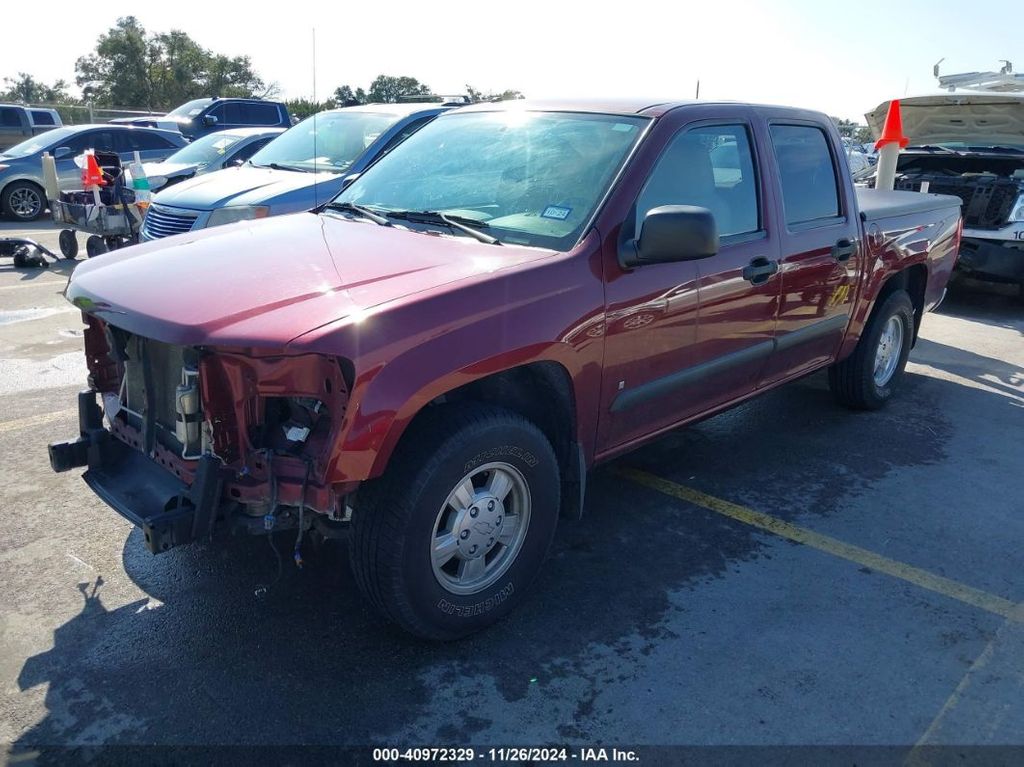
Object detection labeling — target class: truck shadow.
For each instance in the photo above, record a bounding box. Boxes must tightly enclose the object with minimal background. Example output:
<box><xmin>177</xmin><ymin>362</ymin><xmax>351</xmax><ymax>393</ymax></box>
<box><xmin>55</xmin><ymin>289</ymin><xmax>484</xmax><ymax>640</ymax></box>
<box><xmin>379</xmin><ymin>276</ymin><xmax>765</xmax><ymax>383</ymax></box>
<box><xmin>11</xmin><ymin>347</ymin><xmax>1020</xmax><ymax>749</ymax></box>
<box><xmin>937</xmin><ymin>278</ymin><xmax>1023</xmax><ymax>335</ymax></box>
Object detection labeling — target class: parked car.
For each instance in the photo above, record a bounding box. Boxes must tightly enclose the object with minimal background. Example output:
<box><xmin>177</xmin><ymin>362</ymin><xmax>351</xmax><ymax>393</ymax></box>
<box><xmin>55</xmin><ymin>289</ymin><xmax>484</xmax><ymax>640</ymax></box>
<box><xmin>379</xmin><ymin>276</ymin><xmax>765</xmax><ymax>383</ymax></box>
<box><xmin>0</xmin><ymin>125</ymin><xmax>186</xmax><ymax>221</ymax></box>
<box><xmin>0</xmin><ymin>104</ymin><xmax>62</xmax><ymax>151</ymax></box>
<box><xmin>142</xmin><ymin>127</ymin><xmax>285</xmax><ymax>192</ymax></box>
<box><xmin>112</xmin><ymin>98</ymin><xmax>291</xmax><ymax>140</ymax></box>
<box><xmin>49</xmin><ymin>99</ymin><xmax>961</xmax><ymax>640</ymax></box>
<box><xmin>140</xmin><ymin>102</ymin><xmax>452</xmax><ymax>240</ymax></box>
<box><xmin>865</xmin><ymin>92</ymin><xmax>1024</xmax><ymax>293</ymax></box>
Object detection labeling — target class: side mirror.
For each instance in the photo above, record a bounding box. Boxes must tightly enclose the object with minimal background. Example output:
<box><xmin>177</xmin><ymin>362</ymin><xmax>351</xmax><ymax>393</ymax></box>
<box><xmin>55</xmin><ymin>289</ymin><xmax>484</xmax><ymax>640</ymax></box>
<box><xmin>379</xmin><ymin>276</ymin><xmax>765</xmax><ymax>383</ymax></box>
<box><xmin>620</xmin><ymin>205</ymin><xmax>719</xmax><ymax>269</ymax></box>
<box><xmin>53</xmin><ymin>146</ymin><xmax>71</xmax><ymax>160</ymax></box>
<box><xmin>202</xmin><ymin>115</ymin><xmax>218</xmax><ymax>127</ymax></box>
<box><xmin>225</xmin><ymin>157</ymin><xmax>245</xmax><ymax>168</ymax></box>
<box><xmin>339</xmin><ymin>172</ymin><xmax>361</xmax><ymax>190</ymax></box>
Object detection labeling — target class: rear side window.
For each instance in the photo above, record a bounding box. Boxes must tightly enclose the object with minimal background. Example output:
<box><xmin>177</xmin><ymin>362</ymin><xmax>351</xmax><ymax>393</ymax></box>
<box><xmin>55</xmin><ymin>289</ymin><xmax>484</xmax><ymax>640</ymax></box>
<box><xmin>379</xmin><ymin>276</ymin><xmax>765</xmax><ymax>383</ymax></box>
<box><xmin>228</xmin><ymin>102</ymin><xmax>280</xmax><ymax>124</ymax></box>
<box><xmin>0</xmin><ymin>107</ymin><xmax>21</xmax><ymax>127</ymax></box>
<box><xmin>30</xmin><ymin>110</ymin><xmax>56</xmax><ymax>126</ymax></box>
<box><xmin>769</xmin><ymin>125</ymin><xmax>841</xmax><ymax>225</ymax></box>
<box><xmin>636</xmin><ymin>124</ymin><xmax>760</xmax><ymax>238</ymax></box>
<box><xmin>127</xmin><ymin>132</ymin><xmax>176</xmax><ymax>150</ymax></box>
<box><xmin>247</xmin><ymin>103</ymin><xmax>281</xmax><ymax>124</ymax></box>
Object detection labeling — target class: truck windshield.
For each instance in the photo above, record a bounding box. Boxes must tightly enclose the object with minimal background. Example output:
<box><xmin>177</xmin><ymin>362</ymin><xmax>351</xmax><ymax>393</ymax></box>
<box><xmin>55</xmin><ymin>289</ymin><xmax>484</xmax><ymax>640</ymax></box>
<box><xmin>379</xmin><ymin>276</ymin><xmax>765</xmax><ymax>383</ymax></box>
<box><xmin>0</xmin><ymin>127</ymin><xmax>77</xmax><ymax>158</ymax></box>
<box><xmin>165</xmin><ymin>131</ymin><xmax>247</xmax><ymax>165</ymax></box>
<box><xmin>249</xmin><ymin>111</ymin><xmax>400</xmax><ymax>174</ymax></box>
<box><xmin>330</xmin><ymin>110</ymin><xmax>648</xmax><ymax>249</ymax></box>
<box><xmin>167</xmin><ymin>99</ymin><xmax>214</xmax><ymax>119</ymax></box>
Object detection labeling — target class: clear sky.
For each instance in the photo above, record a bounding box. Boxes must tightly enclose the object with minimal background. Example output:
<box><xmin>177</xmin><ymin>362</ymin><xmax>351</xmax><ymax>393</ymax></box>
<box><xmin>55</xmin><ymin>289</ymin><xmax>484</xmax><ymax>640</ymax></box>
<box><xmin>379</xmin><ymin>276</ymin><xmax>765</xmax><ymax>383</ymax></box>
<box><xmin>0</xmin><ymin>0</ymin><xmax>1015</xmax><ymax>122</ymax></box>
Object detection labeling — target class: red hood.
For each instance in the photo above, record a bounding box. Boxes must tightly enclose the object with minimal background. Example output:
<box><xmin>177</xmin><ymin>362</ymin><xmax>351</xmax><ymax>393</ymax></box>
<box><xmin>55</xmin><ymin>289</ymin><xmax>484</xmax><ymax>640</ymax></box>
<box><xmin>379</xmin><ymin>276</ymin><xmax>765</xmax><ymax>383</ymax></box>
<box><xmin>66</xmin><ymin>212</ymin><xmax>553</xmax><ymax>347</ymax></box>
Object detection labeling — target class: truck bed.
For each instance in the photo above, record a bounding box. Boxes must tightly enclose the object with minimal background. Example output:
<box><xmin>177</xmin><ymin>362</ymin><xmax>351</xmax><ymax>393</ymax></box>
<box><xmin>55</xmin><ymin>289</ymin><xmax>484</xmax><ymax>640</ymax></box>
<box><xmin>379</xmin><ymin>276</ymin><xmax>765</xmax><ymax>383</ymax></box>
<box><xmin>856</xmin><ymin>188</ymin><xmax>962</xmax><ymax>224</ymax></box>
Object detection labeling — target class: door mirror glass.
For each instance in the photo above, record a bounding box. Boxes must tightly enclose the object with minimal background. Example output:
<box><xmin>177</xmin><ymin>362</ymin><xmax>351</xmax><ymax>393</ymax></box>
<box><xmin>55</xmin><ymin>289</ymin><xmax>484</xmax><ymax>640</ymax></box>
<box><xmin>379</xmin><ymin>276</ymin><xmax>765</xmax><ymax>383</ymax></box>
<box><xmin>53</xmin><ymin>146</ymin><xmax>71</xmax><ymax>160</ymax></box>
<box><xmin>621</xmin><ymin>205</ymin><xmax>719</xmax><ymax>268</ymax></box>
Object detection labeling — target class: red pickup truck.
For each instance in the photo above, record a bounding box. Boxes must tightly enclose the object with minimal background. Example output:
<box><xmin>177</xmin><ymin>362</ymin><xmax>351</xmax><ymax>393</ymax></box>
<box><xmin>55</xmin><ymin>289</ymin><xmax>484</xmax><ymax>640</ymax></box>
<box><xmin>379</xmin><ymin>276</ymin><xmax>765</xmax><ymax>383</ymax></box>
<box><xmin>50</xmin><ymin>99</ymin><xmax>961</xmax><ymax>639</ymax></box>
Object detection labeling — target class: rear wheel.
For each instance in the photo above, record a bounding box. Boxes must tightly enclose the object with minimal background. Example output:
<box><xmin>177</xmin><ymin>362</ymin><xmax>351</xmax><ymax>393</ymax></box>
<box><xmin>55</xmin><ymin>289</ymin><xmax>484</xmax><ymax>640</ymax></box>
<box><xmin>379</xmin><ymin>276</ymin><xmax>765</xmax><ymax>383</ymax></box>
<box><xmin>350</xmin><ymin>404</ymin><xmax>560</xmax><ymax>640</ymax></box>
<box><xmin>829</xmin><ymin>290</ymin><xmax>914</xmax><ymax>410</ymax></box>
<box><xmin>85</xmin><ymin>235</ymin><xmax>107</xmax><ymax>257</ymax></box>
<box><xmin>59</xmin><ymin>230</ymin><xmax>78</xmax><ymax>259</ymax></box>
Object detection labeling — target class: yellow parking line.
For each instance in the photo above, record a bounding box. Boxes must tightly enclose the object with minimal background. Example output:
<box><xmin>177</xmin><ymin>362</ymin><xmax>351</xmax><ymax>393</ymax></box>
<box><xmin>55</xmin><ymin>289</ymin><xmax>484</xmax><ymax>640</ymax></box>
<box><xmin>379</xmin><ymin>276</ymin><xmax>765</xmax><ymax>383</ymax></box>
<box><xmin>0</xmin><ymin>408</ymin><xmax>78</xmax><ymax>434</ymax></box>
<box><xmin>617</xmin><ymin>467</ymin><xmax>1023</xmax><ymax>623</ymax></box>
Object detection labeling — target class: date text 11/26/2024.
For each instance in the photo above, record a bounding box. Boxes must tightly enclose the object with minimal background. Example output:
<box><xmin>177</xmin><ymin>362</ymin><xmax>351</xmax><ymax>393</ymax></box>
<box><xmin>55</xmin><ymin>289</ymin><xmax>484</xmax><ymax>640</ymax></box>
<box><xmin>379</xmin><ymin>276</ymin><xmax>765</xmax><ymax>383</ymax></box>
<box><xmin>372</xmin><ymin>747</ymin><xmax>640</xmax><ymax>762</ymax></box>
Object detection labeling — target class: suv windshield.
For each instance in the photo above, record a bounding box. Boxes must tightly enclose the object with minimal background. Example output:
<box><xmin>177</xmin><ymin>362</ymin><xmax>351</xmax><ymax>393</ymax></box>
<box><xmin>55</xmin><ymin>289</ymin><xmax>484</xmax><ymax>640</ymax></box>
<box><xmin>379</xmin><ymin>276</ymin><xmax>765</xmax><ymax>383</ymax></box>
<box><xmin>249</xmin><ymin>111</ymin><xmax>400</xmax><ymax>174</ymax></box>
<box><xmin>167</xmin><ymin>99</ymin><xmax>214</xmax><ymax>119</ymax></box>
<box><xmin>0</xmin><ymin>127</ymin><xmax>76</xmax><ymax>158</ymax></box>
<box><xmin>330</xmin><ymin>110</ymin><xmax>647</xmax><ymax>249</ymax></box>
<box><xmin>166</xmin><ymin>131</ymin><xmax>247</xmax><ymax>165</ymax></box>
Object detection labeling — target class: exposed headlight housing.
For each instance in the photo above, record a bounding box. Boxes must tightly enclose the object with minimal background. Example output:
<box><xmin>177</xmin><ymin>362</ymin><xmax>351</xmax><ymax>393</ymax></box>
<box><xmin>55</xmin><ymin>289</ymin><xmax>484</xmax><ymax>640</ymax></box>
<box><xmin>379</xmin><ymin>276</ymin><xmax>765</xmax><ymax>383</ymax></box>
<box><xmin>1009</xmin><ymin>193</ymin><xmax>1024</xmax><ymax>223</ymax></box>
<box><xmin>206</xmin><ymin>205</ymin><xmax>270</xmax><ymax>228</ymax></box>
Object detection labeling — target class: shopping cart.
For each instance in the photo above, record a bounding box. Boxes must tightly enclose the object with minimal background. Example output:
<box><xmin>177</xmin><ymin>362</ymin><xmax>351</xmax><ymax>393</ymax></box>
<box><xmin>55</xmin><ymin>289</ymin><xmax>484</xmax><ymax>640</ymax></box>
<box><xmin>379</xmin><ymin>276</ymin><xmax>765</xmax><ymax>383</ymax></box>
<box><xmin>50</xmin><ymin>150</ymin><xmax>143</xmax><ymax>259</ymax></box>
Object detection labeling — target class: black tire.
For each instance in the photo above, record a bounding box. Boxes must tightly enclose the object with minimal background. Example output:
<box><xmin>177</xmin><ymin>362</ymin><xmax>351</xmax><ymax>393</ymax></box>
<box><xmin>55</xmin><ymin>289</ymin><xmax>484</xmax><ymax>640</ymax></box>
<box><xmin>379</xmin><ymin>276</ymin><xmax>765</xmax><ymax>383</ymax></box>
<box><xmin>59</xmin><ymin>230</ymin><xmax>78</xmax><ymax>259</ymax></box>
<box><xmin>350</xmin><ymin>404</ymin><xmax>560</xmax><ymax>640</ymax></box>
<box><xmin>829</xmin><ymin>290</ymin><xmax>914</xmax><ymax>410</ymax></box>
<box><xmin>1</xmin><ymin>181</ymin><xmax>46</xmax><ymax>221</ymax></box>
<box><xmin>85</xmin><ymin>236</ymin><xmax>107</xmax><ymax>258</ymax></box>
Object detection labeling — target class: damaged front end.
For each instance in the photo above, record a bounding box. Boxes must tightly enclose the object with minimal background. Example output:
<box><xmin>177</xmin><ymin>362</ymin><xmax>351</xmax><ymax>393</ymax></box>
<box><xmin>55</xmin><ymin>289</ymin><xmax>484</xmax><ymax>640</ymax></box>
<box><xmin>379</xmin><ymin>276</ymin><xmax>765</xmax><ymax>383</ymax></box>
<box><xmin>888</xmin><ymin>153</ymin><xmax>1024</xmax><ymax>283</ymax></box>
<box><xmin>49</xmin><ymin>314</ymin><xmax>353</xmax><ymax>554</ymax></box>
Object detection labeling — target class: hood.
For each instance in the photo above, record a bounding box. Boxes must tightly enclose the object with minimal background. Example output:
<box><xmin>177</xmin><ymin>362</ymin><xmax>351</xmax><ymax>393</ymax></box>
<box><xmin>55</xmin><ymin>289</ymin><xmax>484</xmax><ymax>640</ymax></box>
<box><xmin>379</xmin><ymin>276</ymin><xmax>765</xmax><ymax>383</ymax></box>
<box><xmin>867</xmin><ymin>92</ymin><xmax>1024</xmax><ymax>148</ymax></box>
<box><xmin>143</xmin><ymin>161</ymin><xmax>199</xmax><ymax>181</ymax></box>
<box><xmin>66</xmin><ymin>212</ymin><xmax>552</xmax><ymax>348</ymax></box>
<box><xmin>149</xmin><ymin>165</ymin><xmax>347</xmax><ymax>211</ymax></box>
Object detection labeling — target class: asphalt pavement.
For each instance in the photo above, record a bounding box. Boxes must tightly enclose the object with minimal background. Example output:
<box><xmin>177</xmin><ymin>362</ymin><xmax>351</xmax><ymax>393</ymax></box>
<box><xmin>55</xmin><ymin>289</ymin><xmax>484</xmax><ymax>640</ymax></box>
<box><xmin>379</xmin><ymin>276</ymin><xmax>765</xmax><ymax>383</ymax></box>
<box><xmin>0</xmin><ymin>220</ymin><xmax>1021</xmax><ymax>763</ymax></box>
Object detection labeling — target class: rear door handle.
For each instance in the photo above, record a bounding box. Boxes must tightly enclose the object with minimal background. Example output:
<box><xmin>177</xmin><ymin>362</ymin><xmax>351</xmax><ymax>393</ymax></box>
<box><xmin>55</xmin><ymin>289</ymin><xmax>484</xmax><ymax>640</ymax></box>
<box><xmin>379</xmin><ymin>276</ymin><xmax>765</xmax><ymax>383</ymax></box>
<box><xmin>742</xmin><ymin>256</ymin><xmax>779</xmax><ymax>285</ymax></box>
<box><xmin>832</xmin><ymin>238</ymin><xmax>856</xmax><ymax>262</ymax></box>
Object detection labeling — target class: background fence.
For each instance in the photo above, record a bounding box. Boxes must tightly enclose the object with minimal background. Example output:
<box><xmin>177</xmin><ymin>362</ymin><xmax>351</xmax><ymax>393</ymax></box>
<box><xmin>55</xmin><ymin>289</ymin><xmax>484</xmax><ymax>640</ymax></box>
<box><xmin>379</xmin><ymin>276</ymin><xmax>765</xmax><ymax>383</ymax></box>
<box><xmin>21</xmin><ymin>102</ymin><xmax>164</xmax><ymax>125</ymax></box>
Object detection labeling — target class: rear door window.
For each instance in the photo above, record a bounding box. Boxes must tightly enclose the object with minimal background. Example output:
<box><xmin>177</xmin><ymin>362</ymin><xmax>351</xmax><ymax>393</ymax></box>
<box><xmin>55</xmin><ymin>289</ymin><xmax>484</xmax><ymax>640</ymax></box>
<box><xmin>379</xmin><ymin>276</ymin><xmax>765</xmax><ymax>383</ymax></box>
<box><xmin>30</xmin><ymin>110</ymin><xmax>56</xmax><ymax>126</ymax></box>
<box><xmin>769</xmin><ymin>124</ymin><xmax>841</xmax><ymax>226</ymax></box>
<box><xmin>244</xmin><ymin>103</ymin><xmax>281</xmax><ymax>124</ymax></box>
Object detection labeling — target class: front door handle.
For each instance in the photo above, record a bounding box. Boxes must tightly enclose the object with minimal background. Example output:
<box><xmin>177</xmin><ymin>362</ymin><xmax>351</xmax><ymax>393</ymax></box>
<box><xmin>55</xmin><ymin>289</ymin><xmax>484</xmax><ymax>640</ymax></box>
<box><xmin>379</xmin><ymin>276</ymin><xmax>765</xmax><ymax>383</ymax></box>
<box><xmin>742</xmin><ymin>256</ymin><xmax>779</xmax><ymax>285</ymax></box>
<box><xmin>832</xmin><ymin>238</ymin><xmax>857</xmax><ymax>262</ymax></box>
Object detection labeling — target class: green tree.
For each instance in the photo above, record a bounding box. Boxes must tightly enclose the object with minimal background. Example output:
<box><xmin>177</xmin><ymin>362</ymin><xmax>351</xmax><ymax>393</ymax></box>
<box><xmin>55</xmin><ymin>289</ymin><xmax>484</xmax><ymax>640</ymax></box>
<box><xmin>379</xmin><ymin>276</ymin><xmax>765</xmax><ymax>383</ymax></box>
<box><xmin>466</xmin><ymin>84</ymin><xmax>524</xmax><ymax>103</ymax></box>
<box><xmin>831</xmin><ymin>117</ymin><xmax>859</xmax><ymax>139</ymax></box>
<box><xmin>365</xmin><ymin>75</ymin><xmax>431</xmax><ymax>103</ymax></box>
<box><xmin>285</xmin><ymin>98</ymin><xmax>336</xmax><ymax>121</ymax></box>
<box><xmin>333</xmin><ymin>84</ymin><xmax>367</xmax><ymax>105</ymax></box>
<box><xmin>74</xmin><ymin>16</ymin><xmax>274</xmax><ymax>110</ymax></box>
<box><xmin>854</xmin><ymin>125</ymin><xmax>874</xmax><ymax>144</ymax></box>
<box><xmin>0</xmin><ymin>73</ymin><xmax>74</xmax><ymax>103</ymax></box>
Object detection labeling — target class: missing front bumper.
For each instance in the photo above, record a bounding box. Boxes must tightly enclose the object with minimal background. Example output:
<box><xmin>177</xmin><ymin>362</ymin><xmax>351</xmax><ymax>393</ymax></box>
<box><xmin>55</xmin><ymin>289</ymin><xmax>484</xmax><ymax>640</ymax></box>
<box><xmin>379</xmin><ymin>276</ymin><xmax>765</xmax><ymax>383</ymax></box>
<box><xmin>48</xmin><ymin>390</ymin><xmax>223</xmax><ymax>554</ymax></box>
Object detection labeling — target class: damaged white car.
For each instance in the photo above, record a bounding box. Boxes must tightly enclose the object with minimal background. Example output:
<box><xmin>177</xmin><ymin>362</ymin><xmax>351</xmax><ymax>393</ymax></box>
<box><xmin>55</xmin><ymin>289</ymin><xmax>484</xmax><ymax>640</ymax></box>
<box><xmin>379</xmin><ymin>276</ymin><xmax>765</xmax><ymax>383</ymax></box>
<box><xmin>864</xmin><ymin>91</ymin><xmax>1024</xmax><ymax>294</ymax></box>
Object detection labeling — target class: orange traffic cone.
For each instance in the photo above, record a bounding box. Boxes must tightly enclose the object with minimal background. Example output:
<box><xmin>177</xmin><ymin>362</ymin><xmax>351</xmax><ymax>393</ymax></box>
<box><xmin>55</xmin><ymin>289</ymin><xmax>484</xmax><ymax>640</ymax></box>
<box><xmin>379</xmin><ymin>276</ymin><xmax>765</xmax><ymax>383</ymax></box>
<box><xmin>874</xmin><ymin>99</ymin><xmax>909</xmax><ymax>151</ymax></box>
<box><xmin>874</xmin><ymin>99</ymin><xmax>908</xmax><ymax>191</ymax></box>
<box><xmin>81</xmin><ymin>150</ymin><xmax>107</xmax><ymax>189</ymax></box>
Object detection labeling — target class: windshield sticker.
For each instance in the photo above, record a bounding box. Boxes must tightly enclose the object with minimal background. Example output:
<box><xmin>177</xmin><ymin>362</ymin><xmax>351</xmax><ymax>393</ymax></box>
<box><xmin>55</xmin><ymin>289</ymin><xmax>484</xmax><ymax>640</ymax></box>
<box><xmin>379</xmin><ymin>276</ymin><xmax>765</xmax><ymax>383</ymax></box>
<box><xmin>541</xmin><ymin>205</ymin><xmax>572</xmax><ymax>221</ymax></box>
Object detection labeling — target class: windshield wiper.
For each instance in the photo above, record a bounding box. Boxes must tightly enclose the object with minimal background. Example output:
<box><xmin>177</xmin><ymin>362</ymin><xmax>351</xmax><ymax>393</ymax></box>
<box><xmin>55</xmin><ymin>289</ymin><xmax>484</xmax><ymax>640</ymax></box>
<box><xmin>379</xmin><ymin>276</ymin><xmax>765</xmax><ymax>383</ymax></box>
<box><xmin>385</xmin><ymin>210</ymin><xmax>500</xmax><ymax>245</ymax></box>
<box><xmin>251</xmin><ymin>162</ymin><xmax>312</xmax><ymax>173</ymax></box>
<box><xmin>324</xmin><ymin>201</ymin><xmax>391</xmax><ymax>226</ymax></box>
<box><xmin>966</xmin><ymin>145</ymin><xmax>1024</xmax><ymax>154</ymax></box>
<box><xmin>905</xmin><ymin>145</ymin><xmax>961</xmax><ymax>155</ymax></box>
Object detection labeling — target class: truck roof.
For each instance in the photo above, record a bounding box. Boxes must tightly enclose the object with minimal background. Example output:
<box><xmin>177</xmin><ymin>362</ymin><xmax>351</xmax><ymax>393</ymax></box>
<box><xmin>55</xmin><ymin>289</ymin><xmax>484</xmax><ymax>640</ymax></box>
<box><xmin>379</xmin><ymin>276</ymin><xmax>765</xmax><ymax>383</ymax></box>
<box><xmin>455</xmin><ymin>98</ymin><xmax>831</xmax><ymax>121</ymax></box>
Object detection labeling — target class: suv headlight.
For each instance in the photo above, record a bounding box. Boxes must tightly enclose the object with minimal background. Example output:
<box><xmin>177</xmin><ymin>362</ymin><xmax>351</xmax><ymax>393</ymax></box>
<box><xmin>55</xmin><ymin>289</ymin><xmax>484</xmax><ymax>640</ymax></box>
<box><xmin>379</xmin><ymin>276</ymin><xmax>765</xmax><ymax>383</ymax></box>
<box><xmin>206</xmin><ymin>205</ymin><xmax>270</xmax><ymax>228</ymax></box>
<box><xmin>1010</xmin><ymin>193</ymin><xmax>1024</xmax><ymax>223</ymax></box>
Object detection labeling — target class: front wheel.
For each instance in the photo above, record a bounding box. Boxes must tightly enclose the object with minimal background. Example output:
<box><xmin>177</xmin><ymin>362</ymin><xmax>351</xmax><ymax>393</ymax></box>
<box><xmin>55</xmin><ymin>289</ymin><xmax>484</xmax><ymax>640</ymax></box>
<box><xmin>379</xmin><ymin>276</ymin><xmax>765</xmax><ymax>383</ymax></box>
<box><xmin>350</xmin><ymin>404</ymin><xmax>560</xmax><ymax>640</ymax></box>
<box><xmin>2</xmin><ymin>182</ymin><xmax>45</xmax><ymax>221</ymax></box>
<box><xmin>829</xmin><ymin>290</ymin><xmax>914</xmax><ymax>410</ymax></box>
